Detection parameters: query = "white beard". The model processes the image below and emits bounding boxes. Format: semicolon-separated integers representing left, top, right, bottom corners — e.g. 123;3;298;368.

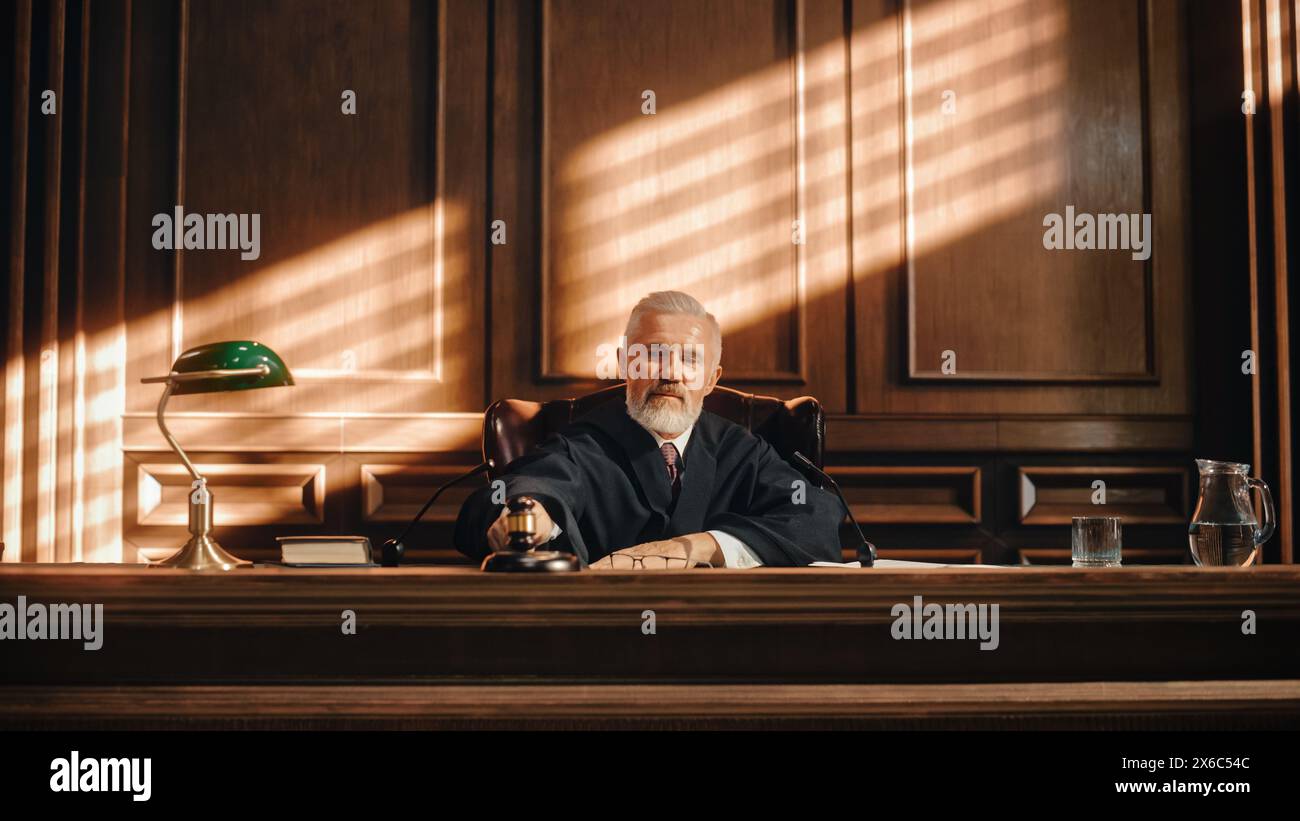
626;391;702;436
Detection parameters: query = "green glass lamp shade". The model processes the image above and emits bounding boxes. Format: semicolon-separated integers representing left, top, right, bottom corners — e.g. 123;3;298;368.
168;340;294;395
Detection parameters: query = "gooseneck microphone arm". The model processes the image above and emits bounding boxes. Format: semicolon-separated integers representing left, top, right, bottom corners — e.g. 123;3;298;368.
381;459;495;566
793;451;877;567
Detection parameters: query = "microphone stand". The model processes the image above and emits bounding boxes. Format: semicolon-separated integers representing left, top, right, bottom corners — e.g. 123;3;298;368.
794;451;877;567
380;459;494;566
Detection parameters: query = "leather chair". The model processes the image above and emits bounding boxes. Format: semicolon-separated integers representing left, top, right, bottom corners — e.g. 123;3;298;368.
482;383;825;480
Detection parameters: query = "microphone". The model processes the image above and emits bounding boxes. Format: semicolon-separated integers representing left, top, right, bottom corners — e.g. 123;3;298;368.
793;451;876;567
380;459;495;566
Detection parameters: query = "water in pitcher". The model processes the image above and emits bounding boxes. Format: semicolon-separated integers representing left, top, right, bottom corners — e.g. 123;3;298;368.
1187;522;1258;567
1187;459;1274;566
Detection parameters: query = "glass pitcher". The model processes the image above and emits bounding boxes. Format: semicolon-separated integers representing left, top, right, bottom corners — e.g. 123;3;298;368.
1187;460;1275;566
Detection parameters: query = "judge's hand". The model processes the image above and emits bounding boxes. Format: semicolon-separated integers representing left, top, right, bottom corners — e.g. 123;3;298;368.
487;502;554;550
587;533;722;570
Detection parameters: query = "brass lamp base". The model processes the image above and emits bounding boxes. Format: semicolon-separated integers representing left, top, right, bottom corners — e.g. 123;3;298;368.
151;534;251;571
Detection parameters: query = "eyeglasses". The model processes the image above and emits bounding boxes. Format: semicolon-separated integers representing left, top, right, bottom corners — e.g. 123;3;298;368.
602;553;713;569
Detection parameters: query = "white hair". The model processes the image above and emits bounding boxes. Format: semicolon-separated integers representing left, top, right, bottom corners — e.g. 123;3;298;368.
623;291;722;368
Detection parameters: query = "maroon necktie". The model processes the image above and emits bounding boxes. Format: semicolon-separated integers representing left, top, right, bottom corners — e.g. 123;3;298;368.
660;442;681;502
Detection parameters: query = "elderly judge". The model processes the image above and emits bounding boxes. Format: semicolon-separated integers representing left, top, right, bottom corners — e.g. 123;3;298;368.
454;291;845;569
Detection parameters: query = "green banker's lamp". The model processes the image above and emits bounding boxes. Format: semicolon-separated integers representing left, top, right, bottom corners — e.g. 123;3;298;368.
141;341;293;570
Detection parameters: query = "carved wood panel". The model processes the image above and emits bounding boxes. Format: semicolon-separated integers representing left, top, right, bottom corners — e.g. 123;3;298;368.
492;0;849;410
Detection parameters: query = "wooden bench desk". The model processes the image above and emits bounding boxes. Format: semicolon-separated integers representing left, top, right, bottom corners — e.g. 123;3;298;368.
2;564;1298;729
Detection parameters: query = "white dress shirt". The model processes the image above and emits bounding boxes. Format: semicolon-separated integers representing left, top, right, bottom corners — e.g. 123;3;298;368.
544;421;764;567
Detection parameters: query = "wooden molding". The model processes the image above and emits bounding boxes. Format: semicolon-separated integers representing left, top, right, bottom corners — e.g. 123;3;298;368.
1018;465;1189;525
120;413;1193;455
130;459;326;527
123;413;482;453
829;415;1193;452
830;465;980;523
877;547;983;564
360;462;478;522
5;680;1297;729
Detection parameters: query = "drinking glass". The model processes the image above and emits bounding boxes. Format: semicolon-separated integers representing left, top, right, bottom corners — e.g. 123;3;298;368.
1072;516;1122;567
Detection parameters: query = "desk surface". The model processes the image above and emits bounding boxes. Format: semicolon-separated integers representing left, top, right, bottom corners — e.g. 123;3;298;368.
3;564;1299;728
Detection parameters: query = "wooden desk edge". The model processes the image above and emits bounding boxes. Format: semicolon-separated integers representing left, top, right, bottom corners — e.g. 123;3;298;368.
3;680;1297;730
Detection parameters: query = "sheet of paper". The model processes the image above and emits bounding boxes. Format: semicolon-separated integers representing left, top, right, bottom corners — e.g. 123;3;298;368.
808;559;1003;569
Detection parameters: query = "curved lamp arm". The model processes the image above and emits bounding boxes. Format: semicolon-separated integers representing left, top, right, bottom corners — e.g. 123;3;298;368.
154;381;201;482
141;365;269;483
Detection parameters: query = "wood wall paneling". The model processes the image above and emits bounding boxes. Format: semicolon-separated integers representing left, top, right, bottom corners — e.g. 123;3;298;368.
828;415;1193;452
851;0;1193;415
830;465;980;523
121;413;483;453
906;0;1152;383
1184;0;1254;483
3;0;131;563
877;547;983;564
492;0;849;410
133;461;327;527
2;1;1257;564
2;0;34;562
1242;0;1298;562
122;451;343;561
126;0;486;418
78;0;130;563
1017;465;1190;525
111;1;489;557
359;461;479;523
117;433;484;559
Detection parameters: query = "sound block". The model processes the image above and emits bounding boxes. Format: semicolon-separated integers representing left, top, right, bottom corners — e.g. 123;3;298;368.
481;550;583;573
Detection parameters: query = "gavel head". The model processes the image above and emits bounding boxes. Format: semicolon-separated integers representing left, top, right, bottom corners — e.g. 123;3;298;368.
505;495;541;551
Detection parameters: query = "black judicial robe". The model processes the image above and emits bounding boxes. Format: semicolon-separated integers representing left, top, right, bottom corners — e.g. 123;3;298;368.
454;399;845;567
